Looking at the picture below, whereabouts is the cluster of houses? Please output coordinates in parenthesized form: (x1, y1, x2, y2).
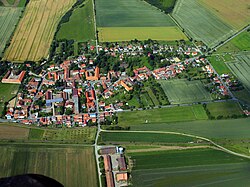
(100, 146, 128, 187)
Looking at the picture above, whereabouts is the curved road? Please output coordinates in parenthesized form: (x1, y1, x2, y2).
(101, 129, 250, 159)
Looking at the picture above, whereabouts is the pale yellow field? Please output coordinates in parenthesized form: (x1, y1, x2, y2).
(200, 0, 250, 29)
(98, 27, 188, 42)
(4, 0, 76, 62)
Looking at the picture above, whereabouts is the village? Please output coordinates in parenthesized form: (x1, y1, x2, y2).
(1, 41, 240, 126)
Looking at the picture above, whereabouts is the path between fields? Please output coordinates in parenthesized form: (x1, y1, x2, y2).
(1, 0, 20, 7)
(101, 129, 250, 159)
(126, 145, 211, 153)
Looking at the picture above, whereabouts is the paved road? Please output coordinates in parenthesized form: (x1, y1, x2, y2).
(101, 130, 250, 159)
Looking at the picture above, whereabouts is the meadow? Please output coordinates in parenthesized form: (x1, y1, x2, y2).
(56, 0, 95, 42)
(0, 144, 98, 187)
(0, 83, 19, 114)
(95, 0, 187, 42)
(217, 31, 250, 53)
(99, 132, 197, 144)
(128, 118, 250, 139)
(200, 0, 250, 30)
(208, 54, 232, 75)
(206, 101, 243, 118)
(159, 79, 212, 104)
(129, 148, 250, 187)
(117, 105, 207, 126)
(227, 53, 250, 91)
(0, 7, 23, 56)
(4, 0, 76, 62)
(172, 0, 235, 47)
(98, 27, 187, 42)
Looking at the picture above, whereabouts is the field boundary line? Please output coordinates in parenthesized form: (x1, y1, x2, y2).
(101, 130, 250, 159)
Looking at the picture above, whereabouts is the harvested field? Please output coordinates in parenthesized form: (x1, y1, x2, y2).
(4, 0, 76, 62)
(159, 79, 212, 104)
(172, 0, 235, 47)
(200, 0, 250, 30)
(0, 124, 29, 140)
(0, 144, 98, 187)
(0, 7, 23, 56)
(98, 27, 187, 42)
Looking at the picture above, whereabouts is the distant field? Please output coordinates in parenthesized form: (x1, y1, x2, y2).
(96, 0, 175, 27)
(159, 79, 212, 104)
(130, 148, 250, 187)
(128, 118, 250, 139)
(56, 0, 95, 42)
(95, 0, 187, 42)
(0, 7, 23, 56)
(172, 0, 235, 47)
(118, 105, 208, 126)
(98, 27, 187, 42)
(0, 144, 98, 187)
(4, 0, 76, 62)
(206, 101, 243, 118)
(218, 31, 250, 53)
(200, 0, 250, 30)
(0, 83, 19, 114)
(227, 53, 250, 91)
(99, 132, 197, 144)
(0, 124, 29, 140)
(208, 54, 232, 75)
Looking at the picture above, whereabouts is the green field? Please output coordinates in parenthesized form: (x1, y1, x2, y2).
(227, 53, 250, 91)
(56, 0, 95, 42)
(233, 89, 250, 106)
(206, 101, 243, 118)
(159, 79, 212, 104)
(218, 31, 250, 53)
(208, 55, 232, 75)
(99, 132, 198, 144)
(172, 0, 235, 47)
(96, 0, 175, 27)
(0, 144, 98, 187)
(0, 7, 23, 56)
(128, 118, 250, 139)
(98, 27, 187, 42)
(95, 0, 187, 41)
(0, 83, 19, 114)
(129, 148, 250, 187)
(118, 105, 208, 126)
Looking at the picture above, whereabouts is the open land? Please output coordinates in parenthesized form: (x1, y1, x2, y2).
(56, 0, 95, 42)
(129, 148, 250, 187)
(4, 0, 76, 62)
(95, 0, 187, 41)
(0, 83, 19, 114)
(200, 0, 250, 30)
(159, 79, 212, 104)
(98, 132, 198, 144)
(217, 31, 250, 53)
(206, 101, 243, 118)
(0, 123, 97, 144)
(98, 27, 187, 42)
(227, 53, 250, 91)
(0, 144, 98, 187)
(172, 0, 235, 47)
(0, 7, 23, 56)
(127, 118, 250, 139)
(117, 105, 208, 126)
(208, 54, 233, 75)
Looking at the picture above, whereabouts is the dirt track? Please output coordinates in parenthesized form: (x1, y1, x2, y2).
(1, 0, 20, 7)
